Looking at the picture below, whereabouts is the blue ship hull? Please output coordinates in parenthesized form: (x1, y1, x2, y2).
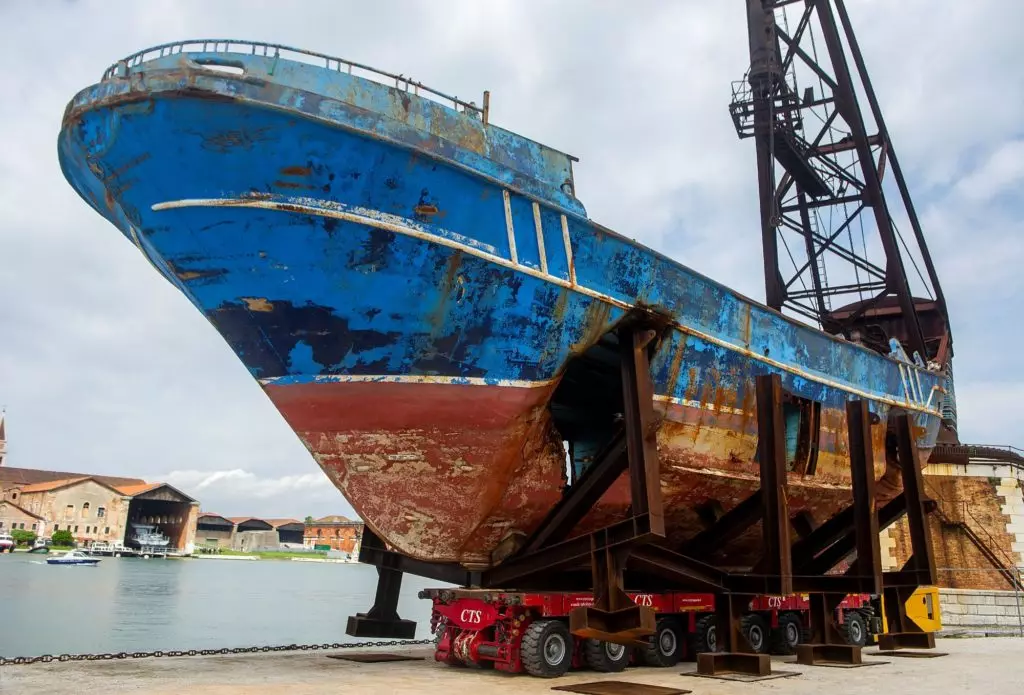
(57, 41, 946, 565)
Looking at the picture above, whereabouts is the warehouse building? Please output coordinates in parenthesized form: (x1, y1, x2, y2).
(193, 514, 305, 551)
(1, 468, 199, 552)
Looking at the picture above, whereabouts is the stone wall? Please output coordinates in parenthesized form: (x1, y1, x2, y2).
(882, 464, 1024, 590)
(939, 588, 1024, 630)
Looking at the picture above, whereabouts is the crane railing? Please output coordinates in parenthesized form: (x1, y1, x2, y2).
(101, 39, 490, 124)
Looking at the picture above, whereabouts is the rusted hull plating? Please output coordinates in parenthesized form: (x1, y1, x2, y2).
(57, 42, 946, 567)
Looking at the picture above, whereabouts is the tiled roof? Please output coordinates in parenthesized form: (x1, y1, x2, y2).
(0, 467, 145, 489)
(113, 482, 163, 496)
(264, 518, 303, 528)
(16, 477, 91, 493)
(197, 512, 233, 524)
(312, 515, 356, 524)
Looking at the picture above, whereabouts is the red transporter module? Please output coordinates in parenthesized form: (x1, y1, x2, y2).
(422, 588, 876, 678)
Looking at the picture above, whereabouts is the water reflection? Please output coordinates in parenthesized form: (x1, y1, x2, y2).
(0, 554, 446, 657)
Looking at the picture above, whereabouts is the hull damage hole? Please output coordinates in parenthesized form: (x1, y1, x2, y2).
(550, 331, 626, 486)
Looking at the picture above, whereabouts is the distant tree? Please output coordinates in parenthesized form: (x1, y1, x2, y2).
(11, 529, 36, 546)
(304, 516, 315, 525)
(51, 529, 74, 546)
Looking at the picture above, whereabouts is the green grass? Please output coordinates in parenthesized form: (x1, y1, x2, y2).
(212, 549, 329, 560)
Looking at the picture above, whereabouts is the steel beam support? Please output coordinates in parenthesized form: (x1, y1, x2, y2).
(877, 630, 936, 651)
(620, 327, 665, 536)
(796, 592, 863, 665)
(894, 413, 938, 585)
(345, 529, 417, 639)
(878, 413, 939, 651)
(567, 326, 663, 642)
(697, 593, 771, 676)
(755, 373, 792, 594)
(569, 532, 655, 645)
(518, 429, 627, 555)
(846, 399, 882, 594)
(484, 514, 655, 586)
(487, 324, 665, 643)
(628, 544, 729, 593)
(682, 493, 762, 557)
(802, 493, 908, 575)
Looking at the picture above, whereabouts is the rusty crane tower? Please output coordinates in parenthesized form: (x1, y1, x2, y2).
(730, 0, 958, 442)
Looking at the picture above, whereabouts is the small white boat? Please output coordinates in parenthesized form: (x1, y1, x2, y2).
(46, 549, 100, 566)
(131, 524, 170, 548)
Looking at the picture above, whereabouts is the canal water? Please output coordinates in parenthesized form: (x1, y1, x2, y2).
(0, 553, 452, 658)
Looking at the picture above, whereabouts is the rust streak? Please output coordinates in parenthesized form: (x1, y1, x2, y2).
(273, 180, 316, 190)
(280, 165, 312, 176)
(241, 297, 274, 312)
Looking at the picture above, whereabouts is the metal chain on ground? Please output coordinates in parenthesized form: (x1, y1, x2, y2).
(0, 638, 435, 666)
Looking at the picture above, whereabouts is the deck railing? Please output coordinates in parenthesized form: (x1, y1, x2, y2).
(102, 39, 490, 124)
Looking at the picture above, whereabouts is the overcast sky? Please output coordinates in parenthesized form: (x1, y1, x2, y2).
(0, 1, 1021, 520)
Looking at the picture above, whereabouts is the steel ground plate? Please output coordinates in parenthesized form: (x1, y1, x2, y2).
(326, 652, 425, 663)
(871, 650, 949, 658)
(552, 681, 691, 695)
(681, 668, 802, 682)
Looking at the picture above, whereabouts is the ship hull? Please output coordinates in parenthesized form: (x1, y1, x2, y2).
(57, 46, 945, 567)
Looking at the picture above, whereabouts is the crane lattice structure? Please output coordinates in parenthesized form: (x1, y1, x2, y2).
(730, 0, 956, 437)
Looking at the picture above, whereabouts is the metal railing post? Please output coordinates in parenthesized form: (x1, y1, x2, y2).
(1016, 566, 1023, 637)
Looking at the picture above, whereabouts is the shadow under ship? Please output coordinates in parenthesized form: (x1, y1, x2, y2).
(57, 40, 948, 574)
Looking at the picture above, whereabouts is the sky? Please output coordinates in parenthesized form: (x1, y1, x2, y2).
(0, 0, 1021, 520)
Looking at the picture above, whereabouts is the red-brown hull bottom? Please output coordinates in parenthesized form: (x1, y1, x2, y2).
(266, 380, 914, 567)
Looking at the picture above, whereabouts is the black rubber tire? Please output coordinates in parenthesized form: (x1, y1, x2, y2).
(583, 638, 630, 672)
(770, 612, 805, 655)
(691, 614, 718, 654)
(521, 620, 573, 678)
(740, 613, 770, 654)
(643, 618, 684, 667)
(841, 610, 868, 647)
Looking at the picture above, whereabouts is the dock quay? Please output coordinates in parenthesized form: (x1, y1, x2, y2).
(3, 637, 1021, 695)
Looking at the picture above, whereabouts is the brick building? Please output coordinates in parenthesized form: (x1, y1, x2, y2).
(304, 515, 363, 554)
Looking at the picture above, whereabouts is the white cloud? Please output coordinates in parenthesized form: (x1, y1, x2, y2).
(955, 140, 1024, 203)
(163, 469, 349, 518)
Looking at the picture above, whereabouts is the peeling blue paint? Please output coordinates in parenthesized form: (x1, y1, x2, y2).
(57, 44, 945, 455)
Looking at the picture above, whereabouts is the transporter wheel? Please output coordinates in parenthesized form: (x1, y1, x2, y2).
(643, 618, 684, 667)
(691, 615, 718, 654)
(770, 612, 806, 655)
(841, 610, 868, 647)
(740, 614, 770, 654)
(521, 620, 573, 678)
(583, 638, 630, 673)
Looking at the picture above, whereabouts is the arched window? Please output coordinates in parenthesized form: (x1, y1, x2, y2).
(82, 502, 91, 518)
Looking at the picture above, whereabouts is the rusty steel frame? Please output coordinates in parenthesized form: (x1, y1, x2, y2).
(877, 414, 939, 651)
(346, 353, 936, 654)
(734, 0, 952, 368)
(489, 323, 666, 642)
(345, 528, 419, 639)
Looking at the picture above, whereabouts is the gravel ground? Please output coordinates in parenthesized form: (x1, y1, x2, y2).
(3, 638, 1022, 695)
